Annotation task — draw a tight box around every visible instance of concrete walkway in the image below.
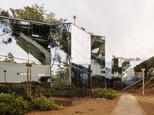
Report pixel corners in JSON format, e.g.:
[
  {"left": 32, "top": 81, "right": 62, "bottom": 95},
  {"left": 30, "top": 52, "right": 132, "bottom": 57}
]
[{"left": 111, "top": 94, "right": 146, "bottom": 115}]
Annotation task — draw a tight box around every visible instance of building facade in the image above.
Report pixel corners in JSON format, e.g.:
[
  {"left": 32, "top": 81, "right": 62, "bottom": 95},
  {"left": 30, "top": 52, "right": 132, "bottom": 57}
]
[{"left": 0, "top": 16, "right": 107, "bottom": 97}]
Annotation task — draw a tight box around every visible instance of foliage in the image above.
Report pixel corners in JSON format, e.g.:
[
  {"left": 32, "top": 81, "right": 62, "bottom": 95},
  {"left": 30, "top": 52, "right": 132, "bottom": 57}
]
[
  {"left": 53, "top": 78, "right": 69, "bottom": 88},
  {"left": 92, "top": 88, "right": 117, "bottom": 99},
  {"left": 103, "top": 88, "right": 117, "bottom": 99},
  {"left": 32, "top": 85, "right": 48, "bottom": 98},
  {"left": 52, "top": 88, "right": 71, "bottom": 97},
  {"left": 92, "top": 88, "right": 104, "bottom": 98},
  {"left": 0, "top": 4, "right": 63, "bottom": 24},
  {"left": 0, "top": 82, "right": 49, "bottom": 98},
  {"left": 3, "top": 52, "right": 15, "bottom": 63},
  {"left": 11, "top": 4, "right": 45, "bottom": 22},
  {"left": 0, "top": 4, "right": 65, "bottom": 45},
  {"left": 0, "top": 93, "right": 61, "bottom": 114},
  {"left": 0, "top": 84, "right": 27, "bottom": 97},
  {"left": 51, "top": 78, "right": 71, "bottom": 97},
  {"left": 134, "top": 56, "right": 154, "bottom": 75},
  {"left": 32, "top": 96, "right": 60, "bottom": 111},
  {"left": 0, "top": 93, "right": 29, "bottom": 115},
  {"left": 0, "top": 9, "right": 9, "bottom": 17},
  {"left": 44, "top": 12, "right": 60, "bottom": 24},
  {"left": 147, "top": 68, "right": 154, "bottom": 77}
]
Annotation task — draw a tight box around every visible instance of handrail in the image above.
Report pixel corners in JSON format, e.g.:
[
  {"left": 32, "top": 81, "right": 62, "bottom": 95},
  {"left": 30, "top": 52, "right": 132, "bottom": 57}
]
[{"left": 121, "top": 77, "right": 146, "bottom": 91}]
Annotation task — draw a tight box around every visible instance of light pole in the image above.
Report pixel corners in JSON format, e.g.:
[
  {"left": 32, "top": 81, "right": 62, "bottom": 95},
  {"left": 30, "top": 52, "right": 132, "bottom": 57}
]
[
  {"left": 3, "top": 70, "right": 6, "bottom": 83},
  {"left": 73, "top": 15, "right": 76, "bottom": 25},
  {"left": 26, "top": 63, "right": 32, "bottom": 98},
  {"left": 141, "top": 68, "right": 145, "bottom": 96}
]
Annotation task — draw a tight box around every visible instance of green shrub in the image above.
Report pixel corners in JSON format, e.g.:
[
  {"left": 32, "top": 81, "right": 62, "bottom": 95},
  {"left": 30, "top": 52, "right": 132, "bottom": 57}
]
[
  {"left": 103, "top": 88, "right": 117, "bottom": 99},
  {"left": 92, "top": 88, "right": 104, "bottom": 98},
  {"left": 0, "top": 93, "right": 29, "bottom": 115},
  {"left": 92, "top": 88, "right": 117, "bottom": 99},
  {"left": 32, "top": 96, "right": 60, "bottom": 111},
  {"left": 32, "top": 85, "right": 47, "bottom": 98}
]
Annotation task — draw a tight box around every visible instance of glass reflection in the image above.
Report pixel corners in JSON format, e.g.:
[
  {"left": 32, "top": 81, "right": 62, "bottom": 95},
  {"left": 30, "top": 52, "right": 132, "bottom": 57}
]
[
  {"left": 0, "top": 17, "right": 50, "bottom": 83},
  {"left": 0, "top": 18, "right": 30, "bottom": 63},
  {"left": 91, "top": 35, "right": 105, "bottom": 88},
  {"left": 48, "top": 24, "right": 71, "bottom": 97},
  {"left": 0, "top": 17, "right": 91, "bottom": 97}
]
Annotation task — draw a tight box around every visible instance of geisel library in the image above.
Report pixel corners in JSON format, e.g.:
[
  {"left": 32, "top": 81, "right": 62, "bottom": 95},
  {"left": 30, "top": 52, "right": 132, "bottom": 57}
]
[{"left": 0, "top": 16, "right": 111, "bottom": 98}]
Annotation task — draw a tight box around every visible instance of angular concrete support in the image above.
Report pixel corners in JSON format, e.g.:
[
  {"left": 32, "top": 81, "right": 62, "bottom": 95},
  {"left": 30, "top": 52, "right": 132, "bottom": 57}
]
[{"left": 16, "top": 33, "right": 50, "bottom": 65}]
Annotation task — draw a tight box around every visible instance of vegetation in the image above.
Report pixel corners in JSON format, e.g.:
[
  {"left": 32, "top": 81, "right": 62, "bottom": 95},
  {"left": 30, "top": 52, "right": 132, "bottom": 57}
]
[
  {"left": 0, "top": 4, "right": 66, "bottom": 24},
  {"left": 0, "top": 93, "right": 60, "bottom": 114},
  {"left": 0, "top": 4, "right": 67, "bottom": 45},
  {"left": 147, "top": 67, "right": 154, "bottom": 77},
  {"left": 0, "top": 93, "right": 29, "bottom": 115},
  {"left": 0, "top": 9, "right": 9, "bottom": 17},
  {"left": 52, "top": 79, "right": 71, "bottom": 97},
  {"left": 126, "top": 67, "right": 154, "bottom": 93},
  {"left": 32, "top": 96, "right": 60, "bottom": 111},
  {"left": 134, "top": 56, "right": 154, "bottom": 75},
  {"left": 92, "top": 88, "right": 117, "bottom": 99},
  {"left": 146, "top": 68, "right": 154, "bottom": 85},
  {"left": 3, "top": 52, "right": 16, "bottom": 63},
  {"left": 0, "top": 82, "right": 49, "bottom": 98}
]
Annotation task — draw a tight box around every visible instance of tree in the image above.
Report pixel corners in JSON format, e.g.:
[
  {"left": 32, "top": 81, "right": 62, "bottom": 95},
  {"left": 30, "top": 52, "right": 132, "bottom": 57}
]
[
  {"left": 44, "top": 12, "right": 59, "bottom": 24},
  {"left": 147, "top": 68, "right": 154, "bottom": 77},
  {"left": 134, "top": 56, "right": 154, "bottom": 76},
  {"left": 7, "top": 52, "right": 15, "bottom": 62},
  {"left": 0, "top": 4, "right": 66, "bottom": 44},
  {"left": 0, "top": 9, "right": 9, "bottom": 17},
  {"left": 0, "top": 4, "right": 63, "bottom": 24},
  {"left": 3, "top": 52, "right": 15, "bottom": 63},
  {"left": 11, "top": 4, "right": 45, "bottom": 22}
]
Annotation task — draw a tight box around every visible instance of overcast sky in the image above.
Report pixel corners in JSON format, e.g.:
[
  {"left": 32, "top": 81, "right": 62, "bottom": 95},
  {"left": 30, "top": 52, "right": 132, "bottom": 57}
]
[{"left": 1, "top": 0, "right": 154, "bottom": 60}]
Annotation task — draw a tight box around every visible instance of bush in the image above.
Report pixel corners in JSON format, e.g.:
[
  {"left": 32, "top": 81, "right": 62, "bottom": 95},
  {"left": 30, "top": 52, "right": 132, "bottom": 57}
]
[
  {"left": 0, "top": 93, "right": 29, "bottom": 115},
  {"left": 147, "top": 68, "right": 154, "bottom": 77},
  {"left": 0, "top": 83, "right": 49, "bottom": 98},
  {"left": 92, "top": 88, "right": 104, "bottom": 98},
  {"left": 32, "top": 96, "right": 60, "bottom": 111},
  {"left": 103, "top": 88, "right": 117, "bottom": 99},
  {"left": 92, "top": 88, "right": 117, "bottom": 99},
  {"left": 32, "top": 85, "right": 47, "bottom": 98}
]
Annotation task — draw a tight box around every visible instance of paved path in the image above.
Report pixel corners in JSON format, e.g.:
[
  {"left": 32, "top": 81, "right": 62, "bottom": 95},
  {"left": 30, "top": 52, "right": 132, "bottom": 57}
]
[{"left": 111, "top": 94, "right": 146, "bottom": 115}]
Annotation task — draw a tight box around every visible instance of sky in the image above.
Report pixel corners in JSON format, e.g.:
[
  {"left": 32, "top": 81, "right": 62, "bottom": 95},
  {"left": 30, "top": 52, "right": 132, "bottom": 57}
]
[{"left": 1, "top": 0, "right": 154, "bottom": 61}]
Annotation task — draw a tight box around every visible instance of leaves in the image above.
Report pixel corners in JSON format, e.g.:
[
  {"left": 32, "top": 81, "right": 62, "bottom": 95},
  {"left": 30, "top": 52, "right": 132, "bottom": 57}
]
[
  {"left": 16, "top": 5, "right": 44, "bottom": 21},
  {"left": 0, "top": 9, "right": 9, "bottom": 17},
  {"left": 0, "top": 4, "right": 62, "bottom": 24},
  {"left": 134, "top": 56, "right": 154, "bottom": 74}
]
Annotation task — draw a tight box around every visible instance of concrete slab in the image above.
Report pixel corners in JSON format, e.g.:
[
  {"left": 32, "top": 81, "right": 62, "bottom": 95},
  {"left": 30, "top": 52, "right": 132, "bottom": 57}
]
[{"left": 111, "top": 94, "right": 146, "bottom": 115}]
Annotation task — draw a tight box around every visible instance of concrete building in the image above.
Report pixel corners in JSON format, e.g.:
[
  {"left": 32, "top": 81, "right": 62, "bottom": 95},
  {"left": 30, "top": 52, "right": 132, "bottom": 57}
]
[{"left": 0, "top": 62, "right": 50, "bottom": 83}]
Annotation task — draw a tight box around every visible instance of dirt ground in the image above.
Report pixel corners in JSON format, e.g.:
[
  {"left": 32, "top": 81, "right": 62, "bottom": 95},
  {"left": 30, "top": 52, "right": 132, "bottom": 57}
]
[
  {"left": 26, "top": 90, "right": 154, "bottom": 115},
  {"left": 126, "top": 87, "right": 154, "bottom": 115},
  {"left": 133, "top": 88, "right": 154, "bottom": 115},
  {"left": 134, "top": 94, "right": 154, "bottom": 115},
  {"left": 26, "top": 94, "right": 120, "bottom": 115}
]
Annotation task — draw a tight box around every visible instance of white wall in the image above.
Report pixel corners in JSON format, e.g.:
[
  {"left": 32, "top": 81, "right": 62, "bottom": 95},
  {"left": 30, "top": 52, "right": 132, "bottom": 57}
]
[
  {"left": 91, "top": 60, "right": 103, "bottom": 76},
  {"left": 71, "top": 25, "right": 91, "bottom": 65},
  {"left": 0, "top": 62, "right": 50, "bottom": 83}
]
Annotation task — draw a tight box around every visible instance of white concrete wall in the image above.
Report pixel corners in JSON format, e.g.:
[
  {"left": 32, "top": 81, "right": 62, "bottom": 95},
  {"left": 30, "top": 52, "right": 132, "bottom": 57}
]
[
  {"left": 0, "top": 62, "right": 50, "bottom": 83},
  {"left": 91, "top": 60, "right": 103, "bottom": 76},
  {"left": 71, "top": 24, "right": 91, "bottom": 65}
]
